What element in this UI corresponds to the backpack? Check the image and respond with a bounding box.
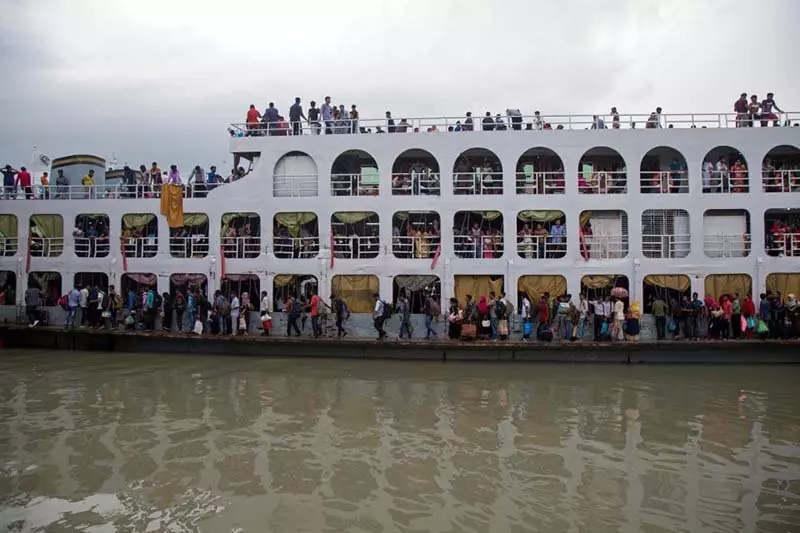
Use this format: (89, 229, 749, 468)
(291, 299, 301, 315)
(430, 299, 441, 316)
(381, 300, 392, 319)
(58, 295, 68, 310)
(152, 293, 162, 310)
(219, 297, 231, 316)
(494, 300, 506, 318)
(175, 295, 186, 311)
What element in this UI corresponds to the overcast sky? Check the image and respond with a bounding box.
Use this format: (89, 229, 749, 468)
(1, 0, 798, 172)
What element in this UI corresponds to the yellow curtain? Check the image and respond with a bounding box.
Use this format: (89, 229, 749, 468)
(0, 215, 18, 237)
(471, 211, 503, 221)
(453, 275, 504, 305)
(122, 214, 155, 230)
(644, 274, 691, 292)
(581, 275, 616, 289)
(517, 210, 564, 223)
(272, 275, 296, 287)
(704, 274, 752, 299)
(30, 214, 63, 238)
(394, 212, 410, 221)
(160, 184, 184, 228)
(580, 211, 593, 226)
(333, 212, 376, 224)
(182, 213, 208, 228)
(331, 275, 379, 313)
(766, 273, 800, 297)
(517, 275, 566, 300)
(275, 212, 317, 238)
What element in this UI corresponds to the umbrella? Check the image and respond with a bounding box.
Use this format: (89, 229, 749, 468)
(611, 287, 629, 298)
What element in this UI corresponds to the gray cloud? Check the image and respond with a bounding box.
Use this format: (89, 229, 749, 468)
(1, 0, 798, 172)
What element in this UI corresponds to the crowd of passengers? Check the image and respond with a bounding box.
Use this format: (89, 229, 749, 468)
(766, 219, 800, 257)
(392, 220, 441, 258)
(237, 92, 793, 137)
(73, 219, 110, 258)
(1, 163, 248, 200)
(17, 279, 800, 343)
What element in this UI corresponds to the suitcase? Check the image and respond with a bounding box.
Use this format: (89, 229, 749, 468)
(537, 322, 553, 342)
(460, 323, 477, 340)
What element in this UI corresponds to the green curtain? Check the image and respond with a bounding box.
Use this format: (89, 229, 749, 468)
(0, 215, 18, 237)
(580, 211, 593, 227)
(30, 215, 63, 238)
(29, 271, 61, 289)
(470, 211, 503, 221)
(122, 214, 155, 230)
(273, 275, 296, 287)
(333, 212, 376, 224)
(221, 212, 259, 233)
(275, 212, 317, 238)
(394, 275, 439, 292)
(518, 210, 564, 223)
(581, 275, 616, 289)
(182, 213, 208, 228)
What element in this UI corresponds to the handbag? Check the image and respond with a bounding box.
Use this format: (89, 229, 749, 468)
(461, 323, 477, 339)
(481, 319, 490, 328)
(600, 321, 609, 335)
(667, 317, 677, 333)
(498, 319, 509, 336)
(238, 317, 247, 330)
(746, 316, 756, 329)
(101, 311, 111, 318)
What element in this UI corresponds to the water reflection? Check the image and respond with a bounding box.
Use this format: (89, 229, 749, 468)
(1, 352, 799, 532)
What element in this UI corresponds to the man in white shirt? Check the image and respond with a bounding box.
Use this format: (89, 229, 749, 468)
(577, 293, 589, 340)
(521, 293, 532, 340)
(260, 291, 269, 313)
(231, 295, 241, 335)
(79, 285, 89, 326)
(373, 292, 387, 340)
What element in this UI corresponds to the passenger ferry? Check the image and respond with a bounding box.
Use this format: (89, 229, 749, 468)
(2, 110, 800, 336)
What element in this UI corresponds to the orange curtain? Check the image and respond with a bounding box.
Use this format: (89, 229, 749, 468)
(766, 273, 800, 297)
(331, 275, 379, 313)
(454, 275, 504, 305)
(517, 275, 567, 300)
(704, 274, 752, 299)
(160, 184, 184, 228)
(643, 274, 691, 292)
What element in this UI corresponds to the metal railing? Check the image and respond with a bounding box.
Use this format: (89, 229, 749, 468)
(704, 234, 751, 258)
(453, 234, 505, 258)
(0, 237, 19, 256)
(230, 111, 800, 136)
(273, 175, 318, 197)
(29, 237, 64, 257)
(221, 236, 262, 259)
(391, 173, 441, 195)
(578, 171, 627, 194)
(332, 236, 380, 259)
(766, 232, 800, 257)
(330, 174, 379, 196)
(272, 237, 320, 259)
(169, 236, 209, 258)
(392, 235, 441, 258)
(0, 184, 213, 200)
(123, 237, 158, 258)
(762, 171, 800, 193)
(640, 171, 689, 194)
(578, 235, 629, 259)
(702, 174, 750, 193)
(515, 172, 565, 195)
(75, 237, 110, 258)
(516, 235, 567, 259)
(642, 234, 691, 259)
(452, 172, 503, 195)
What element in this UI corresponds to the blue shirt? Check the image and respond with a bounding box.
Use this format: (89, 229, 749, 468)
(146, 290, 155, 309)
(2, 170, 15, 186)
(550, 224, 566, 243)
(127, 291, 135, 309)
(188, 294, 195, 311)
(67, 289, 80, 308)
(760, 300, 771, 318)
(264, 107, 279, 122)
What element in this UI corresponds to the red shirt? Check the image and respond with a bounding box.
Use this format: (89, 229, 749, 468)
(246, 108, 261, 124)
(16, 170, 31, 188)
(310, 295, 319, 317)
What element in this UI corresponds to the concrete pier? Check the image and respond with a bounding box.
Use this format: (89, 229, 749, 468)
(2, 326, 799, 363)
